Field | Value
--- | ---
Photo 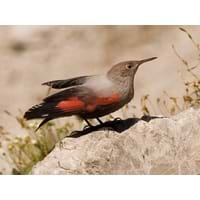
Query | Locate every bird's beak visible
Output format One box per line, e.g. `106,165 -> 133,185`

137,57 -> 157,66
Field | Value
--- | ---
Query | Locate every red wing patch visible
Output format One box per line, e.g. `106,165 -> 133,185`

95,94 -> 120,105
56,94 -> 120,113
85,94 -> 120,112
56,97 -> 85,112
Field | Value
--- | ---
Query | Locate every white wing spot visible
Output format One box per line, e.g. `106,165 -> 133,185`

42,114 -> 49,117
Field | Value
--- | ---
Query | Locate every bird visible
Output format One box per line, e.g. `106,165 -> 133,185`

24,57 -> 157,130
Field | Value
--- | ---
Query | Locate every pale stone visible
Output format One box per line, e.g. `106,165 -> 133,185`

31,108 -> 200,175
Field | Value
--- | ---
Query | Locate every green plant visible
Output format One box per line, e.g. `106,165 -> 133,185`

0,111 -> 75,174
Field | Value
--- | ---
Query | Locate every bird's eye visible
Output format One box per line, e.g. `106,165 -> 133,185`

127,65 -> 132,69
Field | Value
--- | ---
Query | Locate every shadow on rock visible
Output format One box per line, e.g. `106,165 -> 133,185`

68,115 -> 164,138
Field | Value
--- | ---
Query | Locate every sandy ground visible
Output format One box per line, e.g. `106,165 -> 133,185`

1,25 -> 200,134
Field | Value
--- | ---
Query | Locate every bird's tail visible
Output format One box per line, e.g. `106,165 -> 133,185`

24,102 -> 64,130
24,87 -> 87,130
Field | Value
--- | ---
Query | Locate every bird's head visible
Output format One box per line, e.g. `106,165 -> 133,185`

107,57 -> 157,81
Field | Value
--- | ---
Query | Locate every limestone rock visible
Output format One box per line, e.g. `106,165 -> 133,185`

31,108 -> 200,174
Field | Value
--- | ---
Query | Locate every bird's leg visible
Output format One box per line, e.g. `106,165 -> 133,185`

96,117 -> 104,125
83,118 -> 93,129
97,117 -> 118,131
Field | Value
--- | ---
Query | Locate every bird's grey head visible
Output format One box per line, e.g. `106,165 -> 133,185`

107,57 -> 157,82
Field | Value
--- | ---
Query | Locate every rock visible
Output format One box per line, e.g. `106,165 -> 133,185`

31,108 -> 200,174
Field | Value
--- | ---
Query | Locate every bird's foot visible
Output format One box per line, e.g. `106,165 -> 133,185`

98,120 -> 119,132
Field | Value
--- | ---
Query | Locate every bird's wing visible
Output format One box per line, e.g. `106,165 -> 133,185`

24,86 -> 121,123
42,75 -> 89,89
43,86 -> 121,113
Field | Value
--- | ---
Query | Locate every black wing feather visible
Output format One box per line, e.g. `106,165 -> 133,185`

42,76 -> 89,89
24,86 -> 95,130
35,117 -> 53,131
24,86 -> 93,120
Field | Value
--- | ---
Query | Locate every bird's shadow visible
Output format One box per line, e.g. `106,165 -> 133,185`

68,115 -> 164,138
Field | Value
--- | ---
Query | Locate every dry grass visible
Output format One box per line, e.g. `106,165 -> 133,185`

141,28 -> 200,116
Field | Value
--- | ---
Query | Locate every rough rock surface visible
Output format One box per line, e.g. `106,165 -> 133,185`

31,108 -> 200,174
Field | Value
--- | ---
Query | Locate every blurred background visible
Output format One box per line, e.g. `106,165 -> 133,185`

0,25 -> 200,135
